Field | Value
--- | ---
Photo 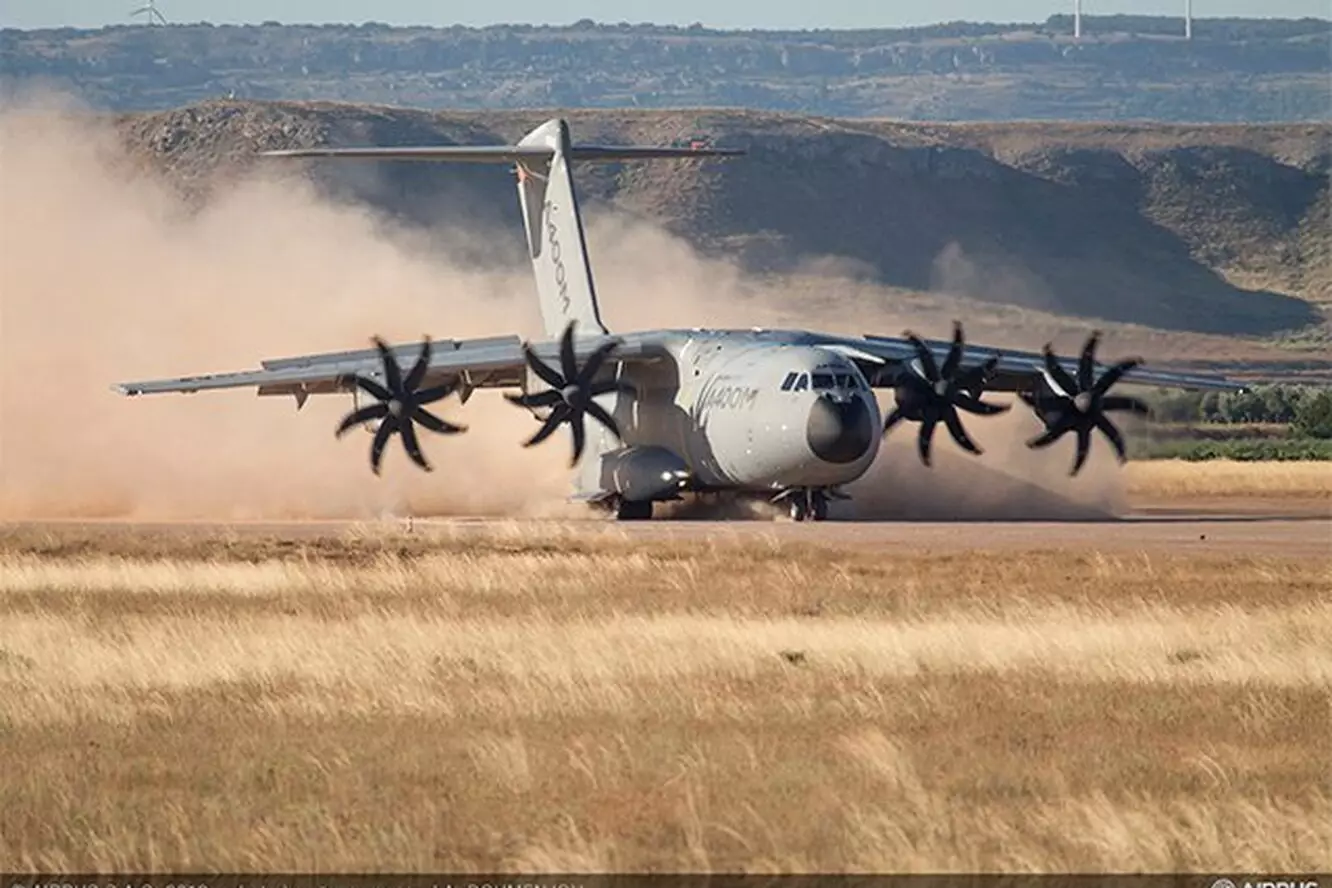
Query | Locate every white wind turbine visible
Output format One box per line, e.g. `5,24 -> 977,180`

130,0 -> 168,26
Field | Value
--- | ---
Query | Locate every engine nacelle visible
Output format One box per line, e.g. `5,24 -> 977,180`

599,445 -> 691,502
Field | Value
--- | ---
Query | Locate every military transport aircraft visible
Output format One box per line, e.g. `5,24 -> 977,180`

114,118 -> 1245,521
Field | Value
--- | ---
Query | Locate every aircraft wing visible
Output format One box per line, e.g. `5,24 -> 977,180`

113,333 -> 661,402
817,332 -> 1247,393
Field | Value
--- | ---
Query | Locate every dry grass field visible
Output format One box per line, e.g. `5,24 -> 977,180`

1125,459 -> 1332,501
1,517 -> 1329,872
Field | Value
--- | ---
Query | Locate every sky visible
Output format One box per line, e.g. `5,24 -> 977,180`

2,0 -> 1329,30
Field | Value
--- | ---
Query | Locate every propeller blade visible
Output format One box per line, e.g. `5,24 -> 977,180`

1101,395 -> 1152,417
354,376 -> 393,403
954,393 -> 1009,416
524,404 -> 570,447
917,415 -> 938,466
369,416 -> 397,475
943,406 -> 982,456
558,322 -> 579,383
412,406 -> 466,435
335,402 -> 389,437
1078,332 -> 1100,392
1091,358 -> 1142,398
904,333 -> 940,381
414,382 -> 458,406
577,338 -> 622,387
523,344 -> 565,390
570,411 -> 587,466
1042,345 -> 1079,399
404,337 -> 433,392
882,406 -> 906,433
1026,413 -> 1077,449
1071,426 -> 1093,475
373,337 -> 405,395
957,354 -> 1000,391
505,389 -> 564,409
584,399 -> 622,439
940,322 -> 964,379
1094,413 -> 1129,463
399,418 -> 433,472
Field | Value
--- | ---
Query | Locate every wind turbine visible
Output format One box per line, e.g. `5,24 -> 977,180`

1074,0 -> 1083,39
131,0 -> 168,26
1185,0 -> 1193,39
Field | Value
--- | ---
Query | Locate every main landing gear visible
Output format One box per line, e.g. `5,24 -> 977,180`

785,489 -> 830,522
615,498 -> 653,521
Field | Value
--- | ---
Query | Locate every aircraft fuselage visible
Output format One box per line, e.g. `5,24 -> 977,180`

603,329 -> 882,494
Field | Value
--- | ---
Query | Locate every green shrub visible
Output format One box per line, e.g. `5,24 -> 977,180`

1134,437 -> 1332,461
1293,389 -> 1332,439
1142,384 -> 1325,426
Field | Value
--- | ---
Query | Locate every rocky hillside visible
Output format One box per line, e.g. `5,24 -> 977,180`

4,16 -> 1329,122
111,101 -> 1329,340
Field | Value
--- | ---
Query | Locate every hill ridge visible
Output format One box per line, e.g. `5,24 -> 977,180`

3,16 -> 1328,121
96,99 -> 1329,346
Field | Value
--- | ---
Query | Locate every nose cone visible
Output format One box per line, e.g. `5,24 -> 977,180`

806,395 -> 875,464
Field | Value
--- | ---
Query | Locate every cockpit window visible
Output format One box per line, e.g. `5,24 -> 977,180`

784,370 -> 867,392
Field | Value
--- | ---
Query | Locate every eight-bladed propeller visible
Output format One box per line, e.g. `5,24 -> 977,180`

335,336 -> 466,475
1020,331 -> 1152,475
882,321 -> 1010,466
506,321 -> 636,467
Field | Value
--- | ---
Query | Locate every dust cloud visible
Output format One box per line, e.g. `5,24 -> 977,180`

0,91 -> 1127,522
0,92 -> 568,520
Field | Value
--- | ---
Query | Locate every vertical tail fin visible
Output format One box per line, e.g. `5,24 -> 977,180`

260,121 -> 741,343
514,120 -> 608,339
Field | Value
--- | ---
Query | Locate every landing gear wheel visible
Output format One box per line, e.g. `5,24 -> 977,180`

810,491 -> 829,522
616,499 -> 653,521
789,498 -> 808,522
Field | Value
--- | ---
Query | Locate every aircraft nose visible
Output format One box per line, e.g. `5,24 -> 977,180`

806,394 -> 875,464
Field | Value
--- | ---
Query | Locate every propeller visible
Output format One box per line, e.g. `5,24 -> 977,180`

334,336 -> 466,475
883,321 -> 1010,466
1021,331 -> 1152,475
506,321 -> 636,467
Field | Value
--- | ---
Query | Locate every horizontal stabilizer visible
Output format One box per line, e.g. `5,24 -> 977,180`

261,144 -> 744,163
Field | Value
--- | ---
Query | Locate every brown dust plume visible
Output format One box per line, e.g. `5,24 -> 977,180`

0,94 -> 572,519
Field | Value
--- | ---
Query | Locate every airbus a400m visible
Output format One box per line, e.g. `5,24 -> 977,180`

115,117 -> 1244,521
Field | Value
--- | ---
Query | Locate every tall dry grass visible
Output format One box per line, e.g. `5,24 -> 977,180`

1,524 -> 1329,871
1126,459 -> 1332,500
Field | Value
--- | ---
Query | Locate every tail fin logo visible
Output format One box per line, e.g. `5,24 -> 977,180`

544,199 -> 571,314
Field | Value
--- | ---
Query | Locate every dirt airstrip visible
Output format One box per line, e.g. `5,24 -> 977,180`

6,501 -> 1330,558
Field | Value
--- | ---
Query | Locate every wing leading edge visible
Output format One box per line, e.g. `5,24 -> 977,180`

828,332 -> 1246,393
112,332 -> 660,400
